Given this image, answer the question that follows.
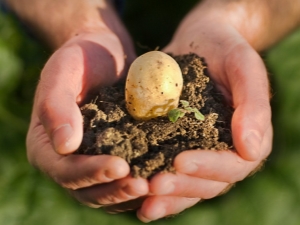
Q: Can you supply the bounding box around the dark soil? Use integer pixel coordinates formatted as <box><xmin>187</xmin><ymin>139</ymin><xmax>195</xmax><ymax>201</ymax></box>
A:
<box><xmin>76</xmin><ymin>53</ymin><xmax>233</xmax><ymax>179</ymax></box>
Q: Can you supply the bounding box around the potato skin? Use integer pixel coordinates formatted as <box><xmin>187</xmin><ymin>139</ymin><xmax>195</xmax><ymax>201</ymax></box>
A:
<box><xmin>125</xmin><ymin>51</ymin><xmax>183</xmax><ymax>120</ymax></box>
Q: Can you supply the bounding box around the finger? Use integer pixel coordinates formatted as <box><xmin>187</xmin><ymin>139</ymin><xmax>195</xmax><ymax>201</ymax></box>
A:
<box><xmin>70</xmin><ymin>176</ymin><xmax>149</xmax><ymax>208</ymax></box>
<box><xmin>54</xmin><ymin>155</ymin><xmax>131</xmax><ymax>190</ymax></box>
<box><xmin>174</xmin><ymin>124</ymin><xmax>272</xmax><ymax>183</ymax></box>
<box><xmin>137</xmin><ymin>196</ymin><xmax>200</xmax><ymax>223</ymax></box>
<box><xmin>35</xmin><ymin>46</ymin><xmax>86</xmax><ymax>155</ymax></box>
<box><xmin>225</xmin><ymin>43</ymin><xmax>271</xmax><ymax>161</ymax></box>
<box><xmin>104</xmin><ymin>197</ymin><xmax>146</xmax><ymax>213</ymax></box>
<box><xmin>150</xmin><ymin>172</ymin><xmax>228</xmax><ymax>198</ymax></box>
<box><xmin>26</xmin><ymin>123</ymin><xmax>130</xmax><ymax>189</ymax></box>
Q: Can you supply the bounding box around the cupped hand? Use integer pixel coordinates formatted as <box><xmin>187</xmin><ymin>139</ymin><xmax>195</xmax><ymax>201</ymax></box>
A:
<box><xmin>137</xmin><ymin>3</ymin><xmax>273</xmax><ymax>222</ymax></box>
<box><xmin>26</xmin><ymin>31</ymin><xmax>149</xmax><ymax>208</ymax></box>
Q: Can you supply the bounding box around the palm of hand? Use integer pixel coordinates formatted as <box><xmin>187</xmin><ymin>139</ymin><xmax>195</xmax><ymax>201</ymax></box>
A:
<box><xmin>133</xmin><ymin>21</ymin><xmax>272</xmax><ymax>222</ymax></box>
<box><xmin>26</xmin><ymin>32</ymin><xmax>149</xmax><ymax>208</ymax></box>
<box><xmin>26</xmin><ymin>20</ymin><xmax>272</xmax><ymax>222</ymax></box>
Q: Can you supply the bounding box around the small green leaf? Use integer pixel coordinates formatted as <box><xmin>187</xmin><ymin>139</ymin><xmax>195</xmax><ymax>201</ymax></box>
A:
<box><xmin>168</xmin><ymin>109</ymin><xmax>185</xmax><ymax>123</ymax></box>
<box><xmin>193</xmin><ymin>109</ymin><xmax>205</xmax><ymax>121</ymax></box>
<box><xmin>180</xmin><ymin>100</ymin><xmax>189</xmax><ymax>108</ymax></box>
<box><xmin>185</xmin><ymin>107</ymin><xmax>194</xmax><ymax>112</ymax></box>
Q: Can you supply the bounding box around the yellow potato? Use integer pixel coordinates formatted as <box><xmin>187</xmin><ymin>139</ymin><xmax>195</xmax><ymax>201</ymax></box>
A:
<box><xmin>125</xmin><ymin>51</ymin><xmax>183</xmax><ymax>120</ymax></box>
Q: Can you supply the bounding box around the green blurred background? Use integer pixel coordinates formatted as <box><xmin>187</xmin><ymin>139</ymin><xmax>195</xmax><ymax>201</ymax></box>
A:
<box><xmin>1</xmin><ymin>1</ymin><xmax>300</xmax><ymax>224</ymax></box>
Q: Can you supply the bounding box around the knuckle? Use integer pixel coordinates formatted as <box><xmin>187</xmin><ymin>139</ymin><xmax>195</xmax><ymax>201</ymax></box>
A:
<box><xmin>69</xmin><ymin>190</ymin><xmax>103</xmax><ymax>208</ymax></box>
<box><xmin>52</xmin><ymin>176</ymin><xmax>73</xmax><ymax>189</ymax></box>
<box><xmin>51</xmin><ymin>172</ymin><xmax>82</xmax><ymax>190</ymax></box>
<box><xmin>255</xmin><ymin>98</ymin><xmax>271</xmax><ymax>119</ymax></box>
<box><xmin>36</xmin><ymin>96</ymin><xmax>54</xmax><ymax>124</ymax></box>
<box><xmin>97</xmin><ymin>193</ymin><xmax>122</xmax><ymax>206</ymax></box>
<box><xmin>92</xmin><ymin>169</ymin><xmax>111</xmax><ymax>183</ymax></box>
<box><xmin>97</xmin><ymin>184</ymin><xmax>142</xmax><ymax>206</ymax></box>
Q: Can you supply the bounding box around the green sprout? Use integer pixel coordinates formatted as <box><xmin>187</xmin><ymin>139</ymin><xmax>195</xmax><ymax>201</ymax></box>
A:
<box><xmin>168</xmin><ymin>100</ymin><xmax>205</xmax><ymax>123</ymax></box>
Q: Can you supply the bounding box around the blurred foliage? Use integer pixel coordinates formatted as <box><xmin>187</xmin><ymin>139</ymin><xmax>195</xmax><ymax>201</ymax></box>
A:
<box><xmin>1</xmin><ymin>1</ymin><xmax>300</xmax><ymax>225</ymax></box>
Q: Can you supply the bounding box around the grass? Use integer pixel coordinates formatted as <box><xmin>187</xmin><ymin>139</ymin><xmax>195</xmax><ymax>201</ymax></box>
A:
<box><xmin>1</xmin><ymin>2</ymin><xmax>300</xmax><ymax>224</ymax></box>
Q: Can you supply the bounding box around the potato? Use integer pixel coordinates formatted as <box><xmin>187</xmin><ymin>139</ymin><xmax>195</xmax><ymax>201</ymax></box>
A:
<box><xmin>125</xmin><ymin>51</ymin><xmax>183</xmax><ymax>120</ymax></box>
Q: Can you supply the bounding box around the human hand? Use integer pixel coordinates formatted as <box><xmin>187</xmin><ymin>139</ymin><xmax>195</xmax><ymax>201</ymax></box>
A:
<box><xmin>26</xmin><ymin>30</ymin><xmax>150</xmax><ymax>208</ymax></box>
<box><xmin>135</xmin><ymin>1</ymin><xmax>273</xmax><ymax>222</ymax></box>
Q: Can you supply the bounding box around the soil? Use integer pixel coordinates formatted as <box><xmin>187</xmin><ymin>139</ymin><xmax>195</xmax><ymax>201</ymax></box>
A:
<box><xmin>75</xmin><ymin>53</ymin><xmax>233</xmax><ymax>179</ymax></box>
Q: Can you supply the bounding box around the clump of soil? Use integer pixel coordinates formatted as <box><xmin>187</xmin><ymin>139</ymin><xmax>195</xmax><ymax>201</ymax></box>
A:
<box><xmin>76</xmin><ymin>53</ymin><xmax>233</xmax><ymax>178</ymax></box>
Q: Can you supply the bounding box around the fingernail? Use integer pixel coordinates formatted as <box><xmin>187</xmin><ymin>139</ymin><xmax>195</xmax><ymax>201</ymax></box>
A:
<box><xmin>152</xmin><ymin>207</ymin><xmax>166</xmax><ymax>221</ymax></box>
<box><xmin>52</xmin><ymin>124</ymin><xmax>73</xmax><ymax>154</ymax></box>
<box><xmin>244</xmin><ymin>131</ymin><xmax>261</xmax><ymax>160</ymax></box>
<box><xmin>180</xmin><ymin>162</ymin><xmax>198</xmax><ymax>174</ymax></box>
<box><xmin>137</xmin><ymin>208</ymin><xmax>166</xmax><ymax>223</ymax></box>
<box><xmin>137</xmin><ymin>212</ymin><xmax>152</xmax><ymax>223</ymax></box>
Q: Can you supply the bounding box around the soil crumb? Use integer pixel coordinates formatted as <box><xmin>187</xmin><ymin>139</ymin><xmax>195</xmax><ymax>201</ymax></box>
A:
<box><xmin>76</xmin><ymin>53</ymin><xmax>233</xmax><ymax>178</ymax></box>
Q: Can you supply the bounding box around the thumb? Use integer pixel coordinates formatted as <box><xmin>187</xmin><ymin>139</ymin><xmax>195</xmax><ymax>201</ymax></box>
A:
<box><xmin>36</xmin><ymin>92</ymin><xmax>83</xmax><ymax>155</ymax></box>
<box><xmin>225</xmin><ymin>44</ymin><xmax>272</xmax><ymax>161</ymax></box>
<box><xmin>35</xmin><ymin>47</ymin><xmax>85</xmax><ymax>155</ymax></box>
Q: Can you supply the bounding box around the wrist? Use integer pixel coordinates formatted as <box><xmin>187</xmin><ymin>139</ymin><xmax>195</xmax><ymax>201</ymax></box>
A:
<box><xmin>180</xmin><ymin>0</ymin><xmax>300</xmax><ymax>51</ymax></box>
<box><xmin>217</xmin><ymin>0</ymin><xmax>294</xmax><ymax>51</ymax></box>
<box><xmin>46</xmin><ymin>1</ymin><xmax>120</xmax><ymax>49</ymax></box>
<box><xmin>6</xmin><ymin>0</ymin><xmax>129</xmax><ymax>50</ymax></box>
